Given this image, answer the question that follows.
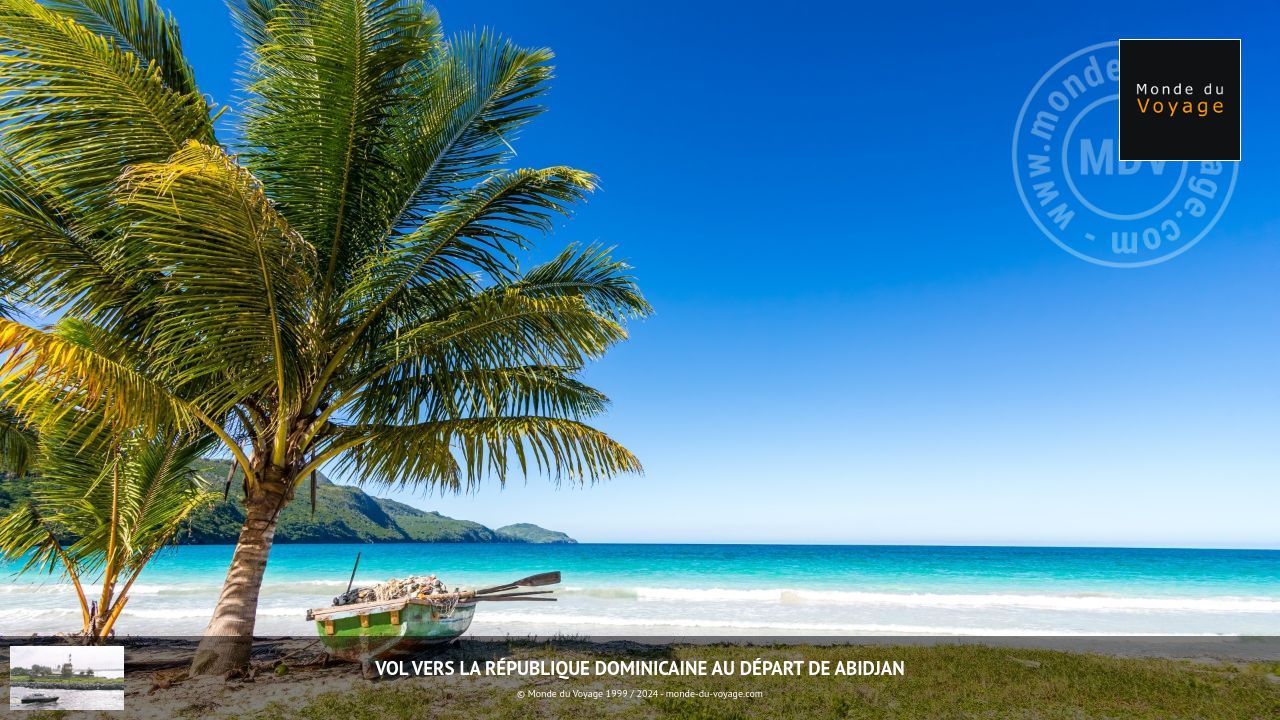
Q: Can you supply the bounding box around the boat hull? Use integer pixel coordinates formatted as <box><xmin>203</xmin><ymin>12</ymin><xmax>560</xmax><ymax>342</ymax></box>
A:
<box><xmin>312</xmin><ymin>598</ymin><xmax>476</xmax><ymax>664</ymax></box>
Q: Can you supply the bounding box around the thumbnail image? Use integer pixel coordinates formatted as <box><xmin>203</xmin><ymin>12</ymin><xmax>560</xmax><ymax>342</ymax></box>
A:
<box><xmin>9</xmin><ymin>646</ymin><xmax>124</xmax><ymax>711</ymax></box>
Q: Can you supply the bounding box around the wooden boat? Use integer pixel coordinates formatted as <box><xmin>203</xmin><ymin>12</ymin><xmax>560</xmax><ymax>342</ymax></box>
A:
<box><xmin>305</xmin><ymin>571</ymin><xmax>560</xmax><ymax>675</ymax></box>
<box><xmin>307</xmin><ymin>594</ymin><xmax>478</xmax><ymax>665</ymax></box>
<box><xmin>20</xmin><ymin>693</ymin><xmax>59</xmax><ymax>704</ymax></box>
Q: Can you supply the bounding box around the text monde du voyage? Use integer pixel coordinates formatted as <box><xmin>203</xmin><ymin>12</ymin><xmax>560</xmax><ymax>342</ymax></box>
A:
<box><xmin>1134</xmin><ymin>82</ymin><xmax>1228</xmax><ymax>118</ymax></box>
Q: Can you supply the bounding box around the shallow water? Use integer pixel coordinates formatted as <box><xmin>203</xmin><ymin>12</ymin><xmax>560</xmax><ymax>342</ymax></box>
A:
<box><xmin>9</xmin><ymin>686</ymin><xmax>124</xmax><ymax>711</ymax></box>
<box><xmin>3</xmin><ymin>544</ymin><xmax>1278</xmax><ymax>636</ymax></box>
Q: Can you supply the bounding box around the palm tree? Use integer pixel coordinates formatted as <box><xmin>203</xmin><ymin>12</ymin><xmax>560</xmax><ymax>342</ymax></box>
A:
<box><xmin>0</xmin><ymin>342</ymin><xmax>35</xmax><ymax>473</ymax></box>
<box><xmin>0</xmin><ymin>271</ymin><xmax>31</xmax><ymax>476</ymax></box>
<box><xmin>0</xmin><ymin>400</ymin><xmax>215</xmax><ymax>642</ymax></box>
<box><xmin>0</xmin><ymin>0</ymin><xmax>647</xmax><ymax>673</ymax></box>
<box><xmin>0</xmin><ymin>404</ymin><xmax>33</xmax><ymax>475</ymax></box>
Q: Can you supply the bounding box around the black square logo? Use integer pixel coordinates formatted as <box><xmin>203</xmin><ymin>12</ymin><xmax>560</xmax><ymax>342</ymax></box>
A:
<box><xmin>1119</xmin><ymin>39</ymin><xmax>1240</xmax><ymax>161</ymax></box>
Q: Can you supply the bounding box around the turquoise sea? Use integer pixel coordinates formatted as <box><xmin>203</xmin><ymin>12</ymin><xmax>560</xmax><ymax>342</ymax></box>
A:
<box><xmin>2</xmin><ymin>544</ymin><xmax>1278</xmax><ymax>636</ymax></box>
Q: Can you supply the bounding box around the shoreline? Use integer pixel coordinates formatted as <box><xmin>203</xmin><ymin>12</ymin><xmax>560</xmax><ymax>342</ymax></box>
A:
<box><xmin>10</xmin><ymin>680</ymin><xmax>125</xmax><ymax>691</ymax></box>
<box><xmin>87</xmin><ymin>540</ymin><xmax>1280</xmax><ymax>551</ymax></box>
<box><xmin>46</xmin><ymin>634</ymin><xmax>1280</xmax><ymax>662</ymax></box>
<box><xmin>6</xmin><ymin>544</ymin><xmax>1278</xmax><ymax>638</ymax></box>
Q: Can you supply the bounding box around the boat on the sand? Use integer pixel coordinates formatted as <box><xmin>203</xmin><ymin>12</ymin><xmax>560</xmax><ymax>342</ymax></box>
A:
<box><xmin>306</xmin><ymin>571</ymin><xmax>560</xmax><ymax>674</ymax></box>
<box><xmin>307</xmin><ymin>594</ymin><xmax>479</xmax><ymax>662</ymax></box>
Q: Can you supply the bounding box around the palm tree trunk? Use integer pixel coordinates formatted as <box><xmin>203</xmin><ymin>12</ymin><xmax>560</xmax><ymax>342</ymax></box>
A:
<box><xmin>189</xmin><ymin>470</ymin><xmax>292</xmax><ymax>675</ymax></box>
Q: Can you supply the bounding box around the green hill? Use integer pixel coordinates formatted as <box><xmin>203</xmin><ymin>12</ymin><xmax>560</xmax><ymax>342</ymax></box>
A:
<box><xmin>496</xmin><ymin>523</ymin><xmax>577</xmax><ymax>544</ymax></box>
<box><xmin>0</xmin><ymin>463</ymin><xmax>575</xmax><ymax>545</ymax></box>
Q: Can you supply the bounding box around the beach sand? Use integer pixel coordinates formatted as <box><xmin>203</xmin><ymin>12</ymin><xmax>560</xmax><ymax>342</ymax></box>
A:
<box><xmin>13</xmin><ymin>636</ymin><xmax>1270</xmax><ymax>719</ymax></box>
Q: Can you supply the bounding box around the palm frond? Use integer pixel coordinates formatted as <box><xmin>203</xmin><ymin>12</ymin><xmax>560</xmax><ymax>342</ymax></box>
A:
<box><xmin>225</xmin><ymin>0</ymin><xmax>286</xmax><ymax>49</ymax></box>
<box><xmin>350</xmin><ymin>363</ymin><xmax>612</xmax><ymax>438</ymax></box>
<box><xmin>0</xmin><ymin>150</ymin><xmax>119</xmax><ymax>315</ymax></box>
<box><xmin>0</xmin><ymin>400</ymin><xmax>35</xmax><ymax>475</ymax></box>
<box><xmin>0</xmin><ymin>502</ymin><xmax>65</xmax><ymax>576</ymax></box>
<box><xmin>339</xmin><ymin>166</ymin><xmax>599</xmax><ymax>338</ymax></box>
<box><xmin>52</xmin><ymin>429</ymin><xmax>215</xmax><ymax>565</ymax></box>
<box><xmin>336</xmin><ymin>415</ymin><xmax>641</xmax><ymax>493</ymax></box>
<box><xmin>511</xmin><ymin>244</ymin><xmax>653</xmax><ymax>321</ymax></box>
<box><xmin>115</xmin><ymin>141</ymin><xmax>317</xmax><ymax>407</ymax></box>
<box><xmin>0</xmin><ymin>317</ymin><xmax>191</xmax><ymax>436</ymax></box>
<box><xmin>41</xmin><ymin>0</ymin><xmax>203</xmax><ymax>97</ymax></box>
<box><xmin>342</xmin><ymin>291</ymin><xmax>626</xmax><ymax>425</ymax></box>
<box><xmin>236</xmin><ymin>0</ymin><xmax>441</xmax><ymax>299</ymax></box>
<box><xmin>380</xmin><ymin>29</ymin><xmax>555</xmax><ymax>236</ymax></box>
<box><xmin>0</xmin><ymin>0</ymin><xmax>213</xmax><ymax>206</ymax></box>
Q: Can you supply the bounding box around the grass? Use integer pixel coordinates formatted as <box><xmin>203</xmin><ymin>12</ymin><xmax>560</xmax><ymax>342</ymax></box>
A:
<box><xmin>246</xmin><ymin>642</ymin><xmax>1280</xmax><ymax>720</ymax></box>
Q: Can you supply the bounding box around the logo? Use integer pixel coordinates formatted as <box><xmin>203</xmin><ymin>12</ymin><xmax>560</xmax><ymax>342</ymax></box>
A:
<box><xmin>1012</xmin><ymin>42</ymin><xmax>1237</xmax><ymax>267</ymax></box>
<box><xmin>1119</xmin><ymin>39</ymin><xmax>1240</xmax><ymax>162</ymax></box>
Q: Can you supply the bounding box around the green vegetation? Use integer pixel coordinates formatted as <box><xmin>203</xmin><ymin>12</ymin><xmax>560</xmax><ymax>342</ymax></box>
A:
<box><xmin>181</xmin><ymin>460</ymin><xmax>573</xmax><ymax>544</ymax></box>
<box><xmin>0</xmin><ymin>0</ymin><xmax>645</xmax><ymax>674</ymax></box>
<box><xmin>11</xmin><ymin>672</ymin><xmax>123</xmax><ymax>687</ymax></box>
<box><xmin>0</xmin><ymin>420</ymin><xmax>215</xmax><ymax>641</ymax></box>
<box><xmin>1</xmin><ymin>463</ymin><xmax>574</xmax><ymax>544</ymax></box>
<box><xmin>495</xmin><ymin>523</ymin><xmax>577</xmax><ymax>544</ymax></box>
<box><xmin>184</xmin><ymin>460</ymin><xmax>496</xmax><ymax>543</ymax></box>
<box><xmin>0</xmin><ymin>401</ymin><xmax>33</xmax><ymax>476</ymax></box>
<box><xmin>251</xmin><ymin>643</ymin><xmax>1280</xmax><ymax>720</ymax></box>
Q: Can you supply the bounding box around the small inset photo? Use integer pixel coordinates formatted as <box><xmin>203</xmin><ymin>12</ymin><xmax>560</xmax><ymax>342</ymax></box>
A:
<box><xmin>9</xmin><ymin>646</ymin><xmax>124</xmax><ymax>711</ymax></box>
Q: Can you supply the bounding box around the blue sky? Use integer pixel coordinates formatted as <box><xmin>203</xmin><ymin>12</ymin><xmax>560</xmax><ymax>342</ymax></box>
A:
<box><xmin>166</xmin><ymin>1</ymin><xmax>1278</xmax><ymax>547</ymax></box>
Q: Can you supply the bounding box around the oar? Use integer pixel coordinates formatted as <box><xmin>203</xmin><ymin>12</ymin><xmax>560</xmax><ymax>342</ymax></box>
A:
<box><xmin>346</xmin><ymin>552</ymin><xmax>362</xmax><ymax>593</ymax></box>
<box><xmin>474</xmin><ymin>571</ymin><xmax>561</xmax><ymax>596</ymax></box>
<box><xmin>474</xmin><ymin>595</ymin><xmax>557</xmax><ymax>602</ymax></box>
<box><xmin>473</xmin><ymin>590</ymin><xmax>554</xmax><ymax>599</ymax></box>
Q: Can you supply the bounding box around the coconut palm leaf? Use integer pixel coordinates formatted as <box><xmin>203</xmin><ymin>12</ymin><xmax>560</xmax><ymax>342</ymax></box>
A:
<box><xmin>0</xmin><ymin>501</ymin><xmax>65</xmax><ymax>576</ymax></box>
<box><xmin>40</xmin><ymin>0</ymin><xmax>202</xmax><ymax>97</ymax></box>
<box><xmin>113</xmin><ymin>142</ymin><xmax>318</xmax><ymax>406</ymax></box>
<box><xmin>40</xmin><ymin>424</ymin><xmax>215</xmax><ymax>571</ymax></box>
<box><xmin>0</xmin><ymin>317</ymin><xmax>192</xmax><ymax>436</ymax></box>
<box><xmin>385</xmin><ymin>29</ymin><xmax>556</xmax><ymax>231</ymax></box>
<box><xmin>332</xmin><ymin>416</ymin><xmax>641</xmax><ymax>493</ymax></box>
<box><xmin>0</xmin><ymin>0</ymin><xmax>213</xmax><ymax>206</ymax></box>
<box><xmin>0</xmin><ymin>404</ymin><xmax>216</xmax><ymax>636</ymax></box>
<box><xmin>235</xmin><ymin>0</ymin><xmax>442</xmax><ymax>299</ymax></box>
<box><xmin>0</xmin><ymin>0</ymin><xmax>648</xmax><ymax>670</ymax></box>
<box><xmin>0</xmin><ymin>400</ymin><xmax>35</xmax><ymax>476</ymax></box>
<box><xmin>0</xmin><ymin>147</ymin><xmax>145</xmax><ymax>323</ymax></box>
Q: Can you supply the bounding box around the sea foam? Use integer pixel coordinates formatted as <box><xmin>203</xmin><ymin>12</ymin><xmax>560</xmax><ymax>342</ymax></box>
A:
<box><xmin>613</xmin><ymin>587</ymin><xmax>1280</xmax><ymax>613</ymax></box>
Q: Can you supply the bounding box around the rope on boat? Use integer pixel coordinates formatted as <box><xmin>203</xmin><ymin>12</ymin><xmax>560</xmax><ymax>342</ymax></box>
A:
<box><xmin>433</xmin><ymin>593</ymin><xmax>459</xmax><ymax>618</ymax></box>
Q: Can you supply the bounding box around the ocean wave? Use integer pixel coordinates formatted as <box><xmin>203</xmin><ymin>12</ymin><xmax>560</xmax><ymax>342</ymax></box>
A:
<box><xmin>0</xmin><ymin>582</ymin><xmax>215</xmax><ymax>596</ymax></box>
<box><xmin>127</xmin><ymin>605</ymin><xmax>306</xmax><ymax>620</ymax></box>
<box><xmin>473</xmin><ymin>611</ymin><xmax>1206</xmax><ymax>636</ymax></box>
<box><xmin>602</xmin><ymin>587</ymin><xmax>1280</xmax><ymax>613</ymax></box>
<box><xmin>7</xmin><ymin>578</ymin><xmax>1279</xmax><ymax>613</ymax></box>
<box><xmin>560</xmin><ymin>586</ymin><xmax>642</xmax><ymax>599</ymax></box>
<box><xmin>0</xmin><ymin>607</ymin><xmax>79</xmax><ymax>620</ymax></box>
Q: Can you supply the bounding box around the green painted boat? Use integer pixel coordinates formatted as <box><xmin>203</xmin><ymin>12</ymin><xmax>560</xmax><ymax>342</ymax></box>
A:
<box><xmin>307</xmin><ymin>595</ymin><xmax>477</xmax><ymax>669</ymax></box>
<box><xmin>306</xmin><ymin>571</ymin><xmax>560</xmax><ymax>675</ymax></box>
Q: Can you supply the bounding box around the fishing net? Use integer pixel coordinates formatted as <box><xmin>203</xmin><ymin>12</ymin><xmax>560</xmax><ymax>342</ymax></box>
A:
<box><xmin>331</xmin><ymin>575</ymin><xmax>449</xmax><ymax>606</ymax></box>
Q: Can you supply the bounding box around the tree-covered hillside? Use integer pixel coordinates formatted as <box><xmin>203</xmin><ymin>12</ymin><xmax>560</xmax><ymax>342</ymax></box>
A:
<box><xmin>1</xmin><ymin>463</ymin><xmax>575</xmax><ymax>545</ymax></box>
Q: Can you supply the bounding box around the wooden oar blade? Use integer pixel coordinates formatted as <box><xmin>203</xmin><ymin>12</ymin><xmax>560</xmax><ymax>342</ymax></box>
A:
<box><xmin>517</xmin><ymin>571</ymin><xmax>561</xmax><ymax>587</ymax></box>
<box><xmin>475</xmin><ymin>571</ymin><xmax>561</xmax><ymax>595</ymax></box>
